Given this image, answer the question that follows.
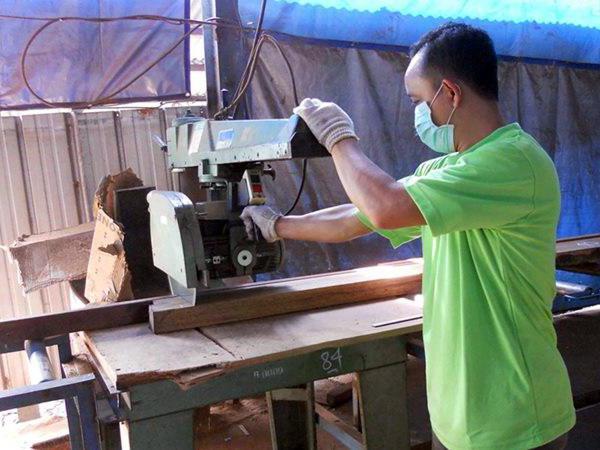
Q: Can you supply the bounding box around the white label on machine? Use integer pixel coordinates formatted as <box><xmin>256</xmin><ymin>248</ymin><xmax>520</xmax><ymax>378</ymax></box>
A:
<box><xmin>216</xmin><ymin>128</ymin><xmax>235</xmax><ymax>149</ymax></box>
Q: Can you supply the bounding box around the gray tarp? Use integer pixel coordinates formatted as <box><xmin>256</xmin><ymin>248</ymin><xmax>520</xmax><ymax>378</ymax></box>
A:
<box><xmin>247</xmin><ymin>37</ymin><xmax>600</xmax><ymax>284</ymax></box>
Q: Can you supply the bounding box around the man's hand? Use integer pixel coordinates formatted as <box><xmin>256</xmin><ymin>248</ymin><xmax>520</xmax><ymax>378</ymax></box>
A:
<box><xmin>240</xmin><ymin>205</ymin><xmax>282</xmax><ymax>243</ymax></box>
<box><xmin>293</xmin><ymin>98</ymin><xmax>358</xmax><ymax>153</ymax></box>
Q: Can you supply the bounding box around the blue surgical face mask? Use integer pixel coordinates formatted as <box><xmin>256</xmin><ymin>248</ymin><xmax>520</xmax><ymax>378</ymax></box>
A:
<box><xmin>414</xmin><ymin>83</ymin><xmax>458</xmax><ymax>154</ymax></box>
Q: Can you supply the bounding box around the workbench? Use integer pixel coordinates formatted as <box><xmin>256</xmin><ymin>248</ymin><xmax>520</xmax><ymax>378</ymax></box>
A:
<box><xmin>78</xmin><ymin>294</ymin><xmax>423</xmax><ymax>450</ymax></box>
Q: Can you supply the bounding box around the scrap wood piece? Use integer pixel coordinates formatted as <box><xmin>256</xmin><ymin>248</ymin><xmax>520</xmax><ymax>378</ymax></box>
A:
<box><xmin>84</xmin><ymin>209</ymin><xmax>133</xmax><ymax>303</ymax></box>
<box><xmin>149</xmin><ymin>258</ymin><xmax>424</xmax><ymax>334</ymax></box>
<box><xmin>93</xmin><ymin>168</ymin><xmax>143</xmax><ymax>219</ymax></box>
<box><xmin>85</xmin><ymin>168</ymin><xmax>148</xmax><ymax>303</ymax></box>
<box><xmin>1</xmin><ymin>222</ymin><xmax>95</xmax><ymax>293</ymax></box>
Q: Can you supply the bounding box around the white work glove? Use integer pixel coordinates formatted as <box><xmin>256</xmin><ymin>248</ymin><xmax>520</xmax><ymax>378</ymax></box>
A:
<box><xmin>293</xmin><ymin>98</ymin><xmax>358</xmax><ymax>153</ymax></box>
<box><xmin>240</xmin><ymin>205</ymin><xmax>282</xmax><ymax>243</ymax></box>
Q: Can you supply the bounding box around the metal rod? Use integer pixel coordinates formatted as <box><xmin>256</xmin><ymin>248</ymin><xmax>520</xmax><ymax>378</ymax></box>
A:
<box><xmin>65</xmin><ymin>395</ymin><xmax>84</xmax><ymax>450</ymax></box>
<box><xmin>201</xmin><ymin>0</ymin><xmax>222</xmax><ymax>117</ymax></box>
<box><xmin>556</xmin><ymin>280</ymin><xmax>593</xmax><ymax>296</ymax></box>
<box><xmin>371</xmin><ymin>314</ymin><xmax>422</xmax><ymax>328</ymax></box>
<box><xmin>67</xmin><ymin>111</ymin><xmax>94</xmax><ymax>223</ymax></box>
<box><xmin>24</xmin><ymin>340</ymin><xmax>54</xmax><ymax>384</ymax></box>
<box><xmin>77</xmin><ymin>383</ymin><xmax>101</xmax><ymax>450</ymax></box>
<box><xmin>0</xmin><ymin>373</ymin><xmax>95</xmax><ymax>410</ymax></box>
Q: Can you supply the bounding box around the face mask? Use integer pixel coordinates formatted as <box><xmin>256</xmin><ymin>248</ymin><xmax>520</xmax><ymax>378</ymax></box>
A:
<box><xmin>414</xmin><ymin>83</ymin><xmax>457</xmax><ymax>154</ymax></box>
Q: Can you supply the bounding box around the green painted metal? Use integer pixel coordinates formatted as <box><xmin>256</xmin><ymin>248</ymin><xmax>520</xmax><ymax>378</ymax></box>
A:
<box><xmin>147</xmin><ymin>190</ymin><xmax>205</xmax><ymax>289</ymax></box>
<box><xmin>358</xmin><ymin>363</ymin><xmax>410</xmax><ymax>449</ymax></box>
<box><xmin>166</xmin><ymin>115</ymin><xmax>329</xmax><ymax>169</ymax></box>
<box><xmin>124</xmin><ymin>336</ymin><xmax>407</xmax><ymax>421</ymax></box>
<box><xmin>125</xmin><ymin>409</ymin><xmax>195</xmax><ymax>450</ymax></box>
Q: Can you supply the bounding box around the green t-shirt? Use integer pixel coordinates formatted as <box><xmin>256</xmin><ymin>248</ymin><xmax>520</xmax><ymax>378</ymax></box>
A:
<box><xmin>356</xmin><ymin>123</ymin><xmax>575</xmax><ymax>449</ymax></box>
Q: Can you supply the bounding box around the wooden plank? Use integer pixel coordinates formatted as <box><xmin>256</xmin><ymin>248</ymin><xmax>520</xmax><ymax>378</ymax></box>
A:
<box><xmin>84</xmin><ymin>298</ymin><xmax>421</xmax><ymax>389</ymax></box>
<box><xmin>1</xmin><ymin>222</ymin><xmax>94</xmax><ymax>293</ymax></box>
<box><xmin>0</xmin><ymin>259</ymin><xmax>422</xmax><ymax>352</ymax></box>
<box><xmin>201</xmin><ymin>297</ymin><xmax>422</xmax><ymax>364</ymax></box>
<box><xmin>82</xmin><ymin>324</ymin><xmax>237</xmax><ymax>389</ymax></box>
<box><xmin>556</xmin><ymin>235</ymin><xmax>600</xmax><ymax>275</ymax></box>
<box><xmin>315</xmin><ymin>403</ymin><xmax>363</xmax><ymax>448</ymax></box>
<box><xmin>150</xmin><ymin>258</ymin><xmax>423</xmax><ymax>333</ymax></box>
<box><xmin>84</xmin><ymin>209</ymin><xmax>133</xmax><ymax>303</ymax></box>
<box><xmin>556</xmin><ymin>234</ymin><xmax>600</xmax><ymax>256</ymax></box>
<box><xmin>0</xmin><ymin>295</ymin><xmax>167</xmax><ymax>353</ymax></box>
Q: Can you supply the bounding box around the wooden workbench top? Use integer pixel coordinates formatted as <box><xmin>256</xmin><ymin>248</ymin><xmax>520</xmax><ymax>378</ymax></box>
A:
<box><xmin>82</xmin><ymin>297</ymin><xmax>423</xmax><ymax>389</ymax></box>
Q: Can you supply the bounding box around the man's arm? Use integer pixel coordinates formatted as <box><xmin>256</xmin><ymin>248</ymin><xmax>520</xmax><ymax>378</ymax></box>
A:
<box><xmin>292</xmin><ymin>99</ymin><xmax>425</xmax><ymax>230</ymax></box>
<box><xmin>276</xmin><ymin>204</ymin><xmax>371</xmax><ymax>242</ymax></box>
<box><xmin>330</xmin><ymin>139</ymin><xmax>425</xmax><ymax>230</ymax></box>
<box><xmin>240</xmin><ymin>204</ymin><xmax>371</xmax><ymax>243</ymax></box>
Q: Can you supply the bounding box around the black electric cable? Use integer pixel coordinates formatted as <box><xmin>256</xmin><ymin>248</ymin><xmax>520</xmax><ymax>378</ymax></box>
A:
<box><xmin>1</xmin><ymin>14</ymin><xmax>240</xmax><ymax>108</ymax></box>
<box><xmin>254</xmin><ymin>34</ymin><xmax>305</xmax><ymax>215</ymax></box>
<box><xmin>284</xmin><ymin>158</ymin><xmax>308</xmax><ymax>215</ymax></box>
<box><xmin>214</xmin><ymin>0</ymin><xmax>267</xmax><ymax>119</ymax></box>
<box><xmin>4</xmin><ymin>11</ymin><xmax>310</xmax><ymax>215</ymax></box>
<box><xmin>261</xmin><ymin>34</ymin><xmax>299</xmax><ymax>106</ymax></box>
<box><xmin>261</xmin><ymin>36</ymin><xmax>305</xmax><ymax>215</ymax></box>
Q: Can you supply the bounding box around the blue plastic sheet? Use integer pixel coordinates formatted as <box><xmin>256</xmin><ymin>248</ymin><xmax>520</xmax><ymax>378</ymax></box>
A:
<box><xmin>0</xmin><ymin>0</ymin><xmax>190</xmax><ymax>109</ymax></box>
<box><xmin>244</xmin><ymin>36</ymin><xmax>600</xmax><ymax>288</ymax></box>
<box><xmin>239</xmin><ymin>0</ymin><xmax>600</xmax><ymax>65</ymax></box>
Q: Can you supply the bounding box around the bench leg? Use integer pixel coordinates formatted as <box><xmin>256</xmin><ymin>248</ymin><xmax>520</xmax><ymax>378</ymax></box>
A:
<box><xmin>123</xmin><ymin>409</ymin><xmax>195</xmax><ymax>450</ymax></box>
<box><xmin>267</xmin><ymin>383</ymin><xmax>316</xmax><ymax>450</ymax></box>
<box><xmin>357</xmin><ymin>361</ymin><xmax>410</xmax><ymax>450</ymax></box>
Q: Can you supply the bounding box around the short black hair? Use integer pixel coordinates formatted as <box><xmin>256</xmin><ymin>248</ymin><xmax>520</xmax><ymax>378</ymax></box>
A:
<box><xmin>410</xmin><ymin>22</ymin><xmax>499</xmax><ymax>101</ymax></box>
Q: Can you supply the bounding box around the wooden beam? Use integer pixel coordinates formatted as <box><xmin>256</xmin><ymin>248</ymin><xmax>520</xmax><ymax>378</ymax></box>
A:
<box><xmin>4</xmin><ymin>232</ymin><xmax>598</xmax><ymax>350</ymax></box>
<box><xmin>556</xmin><ymin>234</ymin><xmax>600</xmax><ymax>275</ymax></box>
<box><xmin>0</xmin><ymin>259</ymin><xmax>423</xmax><ymax>351</ymax></box>
<box><xmin>149</xmin><ymin>258</ymin><xmax>423</xmax><ymax>334</ymax></box>
<box><xmin>0</xmin><ymin>296</ymin><xmax>163</xmax><ymax>354</ymax></box>
<box><xmin>1</xmin><ymin>222</ymin><xmax>94</xmax><ymax>293</ymax></box>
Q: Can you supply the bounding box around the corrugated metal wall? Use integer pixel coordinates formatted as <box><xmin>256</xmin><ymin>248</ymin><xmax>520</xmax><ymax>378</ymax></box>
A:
<box><xmin>0</xmin><ymin>104</ymin><xmax>206</xmax><ymax>418</ymax></box>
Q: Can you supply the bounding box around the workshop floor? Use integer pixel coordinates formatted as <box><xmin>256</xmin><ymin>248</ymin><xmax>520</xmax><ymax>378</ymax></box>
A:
<box><xmin>196</xmin><ymin>356</ymin><xmax>432</xmax><ymax>449</ymax></box>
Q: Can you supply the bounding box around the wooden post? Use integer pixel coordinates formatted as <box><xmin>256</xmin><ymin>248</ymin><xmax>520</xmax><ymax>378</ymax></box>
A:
<box><xmin>267</xmin><ymin>383</ymin><xmax>316</xmax><ymax>450</ymax></box>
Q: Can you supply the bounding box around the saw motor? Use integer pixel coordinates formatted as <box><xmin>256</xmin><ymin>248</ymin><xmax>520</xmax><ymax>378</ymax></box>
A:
<box><xmin>147</xmin><ymin>112</ymin><xmax>328</xmax><ymax>302</ymax></box>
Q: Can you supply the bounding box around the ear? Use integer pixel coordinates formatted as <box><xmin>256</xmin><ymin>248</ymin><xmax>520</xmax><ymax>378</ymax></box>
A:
<box><xmin>441</xmin><ymin>79</ymin><xmax>462</xmax><ymax>108</ymax></box>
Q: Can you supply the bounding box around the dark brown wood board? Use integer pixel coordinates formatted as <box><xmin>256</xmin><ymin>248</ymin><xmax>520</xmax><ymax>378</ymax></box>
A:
<box><xmin>556</xmin><ymin>234</ymin><xmax>600</xmax><ymax>275</ymax></box>
<box><xmin>149</xmin><ymin>258</ymin><xmax>423</xmax><ymax>334</ymax></box>
<box><xmin>0</xmin><ymin>296</ymin><xmax>162</xmax><ymax>353</ymax></box>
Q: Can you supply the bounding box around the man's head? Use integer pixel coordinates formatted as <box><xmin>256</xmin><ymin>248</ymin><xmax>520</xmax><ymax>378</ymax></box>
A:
<box><xmin>405</xmin><ymin>23</ymin><xmax>502</xmax><ymax>151</ymax></box>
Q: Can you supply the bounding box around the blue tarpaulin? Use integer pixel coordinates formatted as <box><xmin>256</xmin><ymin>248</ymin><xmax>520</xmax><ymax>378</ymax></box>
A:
<box><xmin>0</xmin><ymin>0</ymin><xmax>190</xmax><ymax>109</ymax></box>
<box><xmin>239</xmin><ymin>0</ymin><xmax>600</xmax><ymax>65</ymax></box>
<box><xmin>238</xmin><ymin>4</ymin><xmax>600</xmax><ymax>288</ymax></box>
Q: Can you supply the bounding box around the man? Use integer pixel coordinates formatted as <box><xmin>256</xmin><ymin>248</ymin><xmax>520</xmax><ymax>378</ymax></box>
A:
<box><xmin>242</xmin><ymin>23</ymin><xmax>575</xmax><ymax>449</ymax></box>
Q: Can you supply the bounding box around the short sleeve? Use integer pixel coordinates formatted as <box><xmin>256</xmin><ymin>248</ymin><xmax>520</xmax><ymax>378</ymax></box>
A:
<box><xmin>403</xmin><ymin>147</ymin><xmax>534</xmax><ymax>237</ymax></box>
<box><xmin>354</xmin><ymin>208</ymin><xmax>421</xmax><ymax>249</ymax></box>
